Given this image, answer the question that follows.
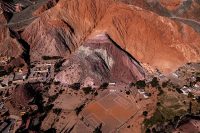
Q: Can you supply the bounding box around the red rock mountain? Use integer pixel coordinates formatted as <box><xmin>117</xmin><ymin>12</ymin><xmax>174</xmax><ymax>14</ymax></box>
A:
<box><xmin>21</xmin><ymin>0</ymin><xmax>200</xmax><ymax>74</ymax></box>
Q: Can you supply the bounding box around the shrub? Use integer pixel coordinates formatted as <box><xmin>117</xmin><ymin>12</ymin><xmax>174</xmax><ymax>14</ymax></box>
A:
<box><xmin>100</xmin><ymin>82</ymin><xmax>109</xmax><ymax>89</ymax></box>
<box><xmin>75</xmin><ymin>104</ymin><xmax>85</xmax><ymax>115</ymax></box>
<box><xmin>162</xmin><ymin>81</ymin><xmax>169</xmax><ymax>88</ymax></box>
<box><xmin>82</xmin><ymin>87</ymin><xmax>92</xmax><ymax>94</ymax></box>
<box><xmin>145</xmin><ymin>128</ymin><xmax>151</xmax><ymax>133</ymax></box>
<box><xmin>94</xmin><ymin>91</ymin><xmax>98</xmax><ymax>96</ymax></box>
<box><xmin>151</xmin><ymin>77</ymin><xmax>159</xmax><ymax>88</ymax></box>
<box><xmin>143</xmin><ymin>111</ymin><xmax>148</xmax><ymax>117</ymax></box>
<box><xmin>69</xmin><ymin>83</ymin><xmax>81</xmax><ymax>90</ymax></box>
<box><xmin>93</xmin><ymin>123</ymin><xmax>102</xmax><ymax>133</ymax></box>
<box><xmin>53</xmin><ymin>108</ymin><xmax>62</xmax><ymax>115</ymax></box>
<box><xmin>126</xmin><ymin>90</ymin><xmax>131</xmax><ymax>95</ymax></box>
<box><xmin>144</xmin><ymin>109</ymin><xmax>164</xmax><ymax>127</ymax></box>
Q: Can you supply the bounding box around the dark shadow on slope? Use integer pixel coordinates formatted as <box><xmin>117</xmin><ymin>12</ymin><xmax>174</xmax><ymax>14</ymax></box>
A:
<box><xmin>105</xmin><ymin>34</ymin><xmax>145</xmax><ymax>76</ymax></box>
<box><xmin>106</xmin><ymin>34</ymin><xmax>140</xmax><ymax>65</ymax></box>
<box><xmin>9</xmin><ymin>28</ymin><xmax>30</xmax><ymax>65</ymax></box>
<box><xmin>18</xmin><ymin>38</ymin><xmax>30</xmax><ymax>66</ymax></box>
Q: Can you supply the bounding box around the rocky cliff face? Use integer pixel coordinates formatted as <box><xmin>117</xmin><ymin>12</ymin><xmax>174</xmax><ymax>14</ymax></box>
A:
<box><xmin>0</xmin><ymin>14</ymin><xmax>23</xmax><ymax>58</ymax></box>
<box><xmin>21</xmin><ymin>0</ymin><xmax>200</xmax><ymax>74</ymax></box>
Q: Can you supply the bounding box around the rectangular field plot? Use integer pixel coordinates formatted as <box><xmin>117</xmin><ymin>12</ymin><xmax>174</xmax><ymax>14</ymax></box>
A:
<box><xmin>81</xmin><ymin>92</ymin><xmax>139</xmax><ymax>133</ymax></box>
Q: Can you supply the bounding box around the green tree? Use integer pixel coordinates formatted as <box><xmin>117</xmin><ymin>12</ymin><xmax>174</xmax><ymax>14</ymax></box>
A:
<box><xmin>143</xmin><ymin>111</ymin><xmax>148</xmax><ymax>117</ymax></box>
<box><xmin>135</xmin><ymin>80</ymin><xmax>146</xmax><ymax>89</ymax></box>
<box><xmin>100</xmin><ymin>82</ymin><xmax>109</xmax><ymax>89</ymax></box>
<box><xmin>82</xmin><ymin>87</ymin><xmax>92</xmax><ymax>94</ymax></box>
<box><xmin>151</xmin><ymin>77</ymin><xmax>159</xmax><ymax>88</ymax></box>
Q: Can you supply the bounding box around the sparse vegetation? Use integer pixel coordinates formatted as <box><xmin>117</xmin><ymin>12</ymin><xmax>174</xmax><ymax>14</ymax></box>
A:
<box><xmin>144</xmin><ymin>109</ymin><xmax>164</xmax><ymax>127</ymax></box>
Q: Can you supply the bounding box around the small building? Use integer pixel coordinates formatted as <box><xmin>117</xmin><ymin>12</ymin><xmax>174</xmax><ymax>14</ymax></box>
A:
<box><xmin>13</xmin><ymin>72</ymin><xmax>26</xmax><ymax>81</ymax></box>
<box><xmin>194</xmin><ymin>82</ymin><xmax>200</xmax><ymax>88</ymax></box>
<box><xmin>109</xmin><ymin>89</ymin><xmax>117</xmax><ymax>93</ymax></box>
<box><xmin>191</xmin><ymin>76</ymin><xmax>196</xmax><ymax>82</ymax></box>
<box><xmin>143</xmin><ymin>93</ymin><xmax>150</xmax><ymax>99</ymax></box>
<box><xmin>0</xmin><ymin>102</ymin><xmax>4</xmax><ymax>109</ymax></box>
<box><xmin>108</xmin><ymin>82</ymin><xmax>116</xmax><ymax>86</ymax></box>
<box><xmin>181</xmin><ymin>86</ymin><xmax>192</xmax><ymax>95</ymax></box>
<box><xmin>138</xmin><ymin>89</ymin><xmax>145</xmax><ymax>94</ymax></box>
<box><xmin>172</xmin><ymin>73</ymin><xmax>178</xmax><ymax>78</ymax></box>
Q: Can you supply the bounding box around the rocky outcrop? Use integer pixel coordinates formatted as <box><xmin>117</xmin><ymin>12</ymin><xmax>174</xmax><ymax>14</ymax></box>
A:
<box><xmin>55</xmin><ymin>34</ymin><xmax>144</xmax><ymax>85</ymax></box>
<box><xmin>22</xmin><ymin>0</ymin><xmax>200</xmax><ymax>74</ymax></box>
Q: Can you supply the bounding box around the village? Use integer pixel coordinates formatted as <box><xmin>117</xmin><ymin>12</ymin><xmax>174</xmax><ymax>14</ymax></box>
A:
<box><xmin>0</xmin><ymin>54</ymin><xmax>200</xmax><ymax>133</ymax></box>
<box><xmin>0</xmin><ymin>61</ymin><xmax>54</xmax><ymax>89</ymax></box>
<box><xmin>0</xmin><ymin>57</ymin><xmax>56</xmax><ymax>132</ymax></box>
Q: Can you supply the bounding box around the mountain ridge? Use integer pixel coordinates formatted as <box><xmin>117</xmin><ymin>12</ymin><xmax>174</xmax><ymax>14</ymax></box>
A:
<box><xmin>21</xmin><ymin>0</ymin><xmax>200</xmax><ymax>74</ymax></box>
